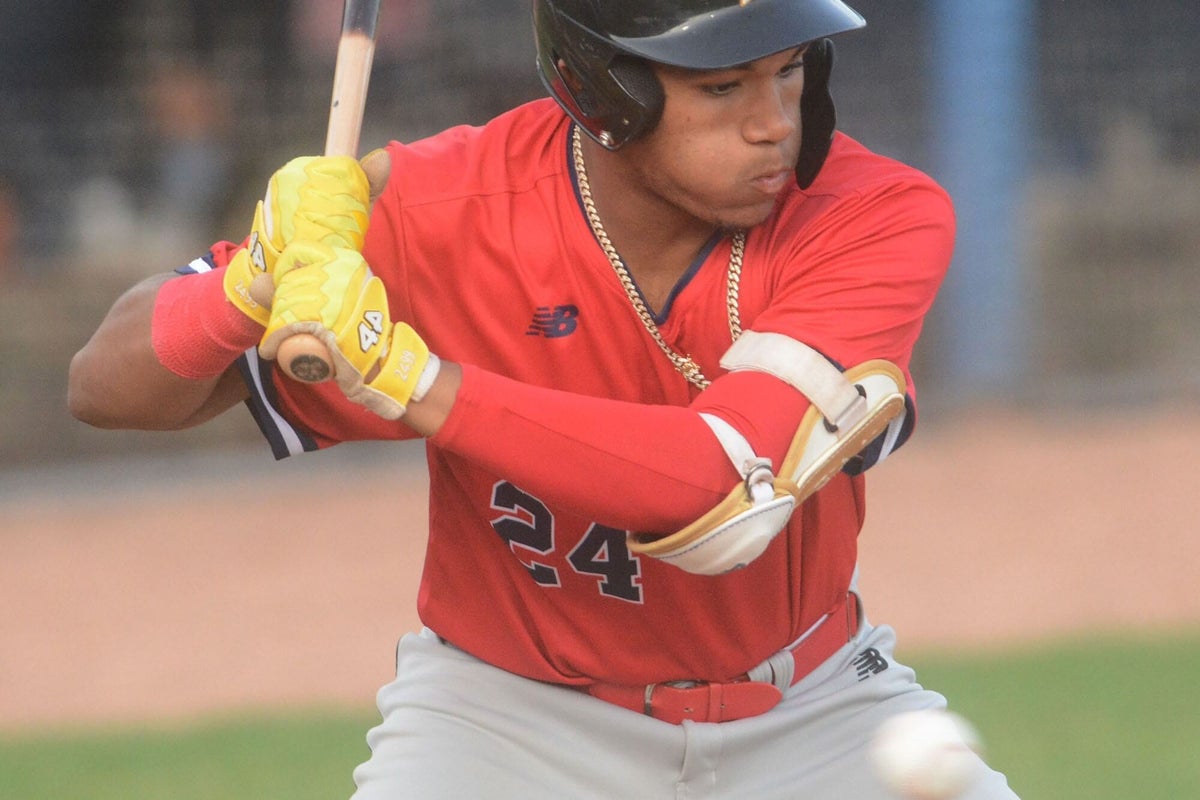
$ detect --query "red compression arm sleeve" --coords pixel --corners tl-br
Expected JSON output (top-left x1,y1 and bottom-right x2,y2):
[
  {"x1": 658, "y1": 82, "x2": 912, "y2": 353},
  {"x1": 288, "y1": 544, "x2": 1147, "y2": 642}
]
[
  {"x1": 432, "y1": 365, "x2": 810, "y2": 533},
  {"x1": 151, "y1": 266, "x2": 263, "y2": 379}
]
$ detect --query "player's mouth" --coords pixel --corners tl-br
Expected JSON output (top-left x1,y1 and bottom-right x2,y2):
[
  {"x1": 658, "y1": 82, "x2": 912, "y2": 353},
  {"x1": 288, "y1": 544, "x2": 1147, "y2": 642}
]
[{"x1": 750, "y1": 168, "x2": 793, "y2": 196}]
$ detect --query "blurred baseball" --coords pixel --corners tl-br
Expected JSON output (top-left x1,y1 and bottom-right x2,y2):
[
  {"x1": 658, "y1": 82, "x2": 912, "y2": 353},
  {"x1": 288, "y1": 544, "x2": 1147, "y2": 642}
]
[{"x1": 869, "y1": 709, "x2": 984, "y2": 799}]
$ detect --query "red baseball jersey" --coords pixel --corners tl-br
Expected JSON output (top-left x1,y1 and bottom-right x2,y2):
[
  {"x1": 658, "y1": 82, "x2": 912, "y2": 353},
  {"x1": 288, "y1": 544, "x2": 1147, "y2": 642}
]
[{"x1": 231, "y1": 97, "x2": 954, "y2": 688}]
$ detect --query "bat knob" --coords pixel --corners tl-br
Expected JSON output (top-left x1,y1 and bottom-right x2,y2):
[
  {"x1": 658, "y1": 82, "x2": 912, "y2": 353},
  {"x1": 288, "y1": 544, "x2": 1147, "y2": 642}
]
[{"x1": 277, "y1": 334, "x2": 334, "y2": 383}]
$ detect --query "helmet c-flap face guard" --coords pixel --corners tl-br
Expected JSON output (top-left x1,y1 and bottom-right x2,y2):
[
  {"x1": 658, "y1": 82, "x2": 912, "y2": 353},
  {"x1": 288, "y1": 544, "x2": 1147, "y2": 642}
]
[{"x1": 534, "y1": 0, "x2": 865, "y2": 186}]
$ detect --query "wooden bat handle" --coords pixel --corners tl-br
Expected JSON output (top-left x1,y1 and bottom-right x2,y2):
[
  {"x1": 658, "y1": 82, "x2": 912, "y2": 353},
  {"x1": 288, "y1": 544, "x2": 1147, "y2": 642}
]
[{"x1": 278, "y1": 1, "x2": 380, "y2": 384}]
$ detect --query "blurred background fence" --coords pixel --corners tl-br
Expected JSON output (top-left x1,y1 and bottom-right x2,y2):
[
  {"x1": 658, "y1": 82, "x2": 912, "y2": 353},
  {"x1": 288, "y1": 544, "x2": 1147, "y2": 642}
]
[{"x1": 1, "y1": 0, "x2": 1197, "y2": 468}]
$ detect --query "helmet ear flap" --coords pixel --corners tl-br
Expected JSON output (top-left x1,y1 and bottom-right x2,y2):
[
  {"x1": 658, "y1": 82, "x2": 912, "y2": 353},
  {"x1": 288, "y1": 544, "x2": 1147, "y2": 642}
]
[
  {"x1": 534, "y1": 5, "x2": 663, "y2": 150},
  {"x1": 795, "y1": 38, "x2": 837, "y2": 190},
  {"x1": 606, "y1": 57, "x2": 665, "y2": 146}
]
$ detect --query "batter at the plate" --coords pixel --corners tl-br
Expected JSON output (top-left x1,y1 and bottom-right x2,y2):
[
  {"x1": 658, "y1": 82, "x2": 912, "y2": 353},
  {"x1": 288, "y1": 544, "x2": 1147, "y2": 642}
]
[{"x1": 69, "y1": 1, "x2": 1021, "y2": 797}]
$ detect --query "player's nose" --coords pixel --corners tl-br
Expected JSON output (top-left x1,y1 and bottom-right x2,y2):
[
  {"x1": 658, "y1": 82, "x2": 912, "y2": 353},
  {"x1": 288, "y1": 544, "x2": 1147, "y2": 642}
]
[{"x1": 742, "y1": 84, "x2": 798, "y2": 145}]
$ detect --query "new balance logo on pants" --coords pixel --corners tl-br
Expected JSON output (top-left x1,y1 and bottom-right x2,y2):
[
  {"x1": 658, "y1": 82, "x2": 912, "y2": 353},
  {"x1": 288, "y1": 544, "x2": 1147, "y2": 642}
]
[{"x1": 853, "y1": 647, "x2": 889, "y2": 681}]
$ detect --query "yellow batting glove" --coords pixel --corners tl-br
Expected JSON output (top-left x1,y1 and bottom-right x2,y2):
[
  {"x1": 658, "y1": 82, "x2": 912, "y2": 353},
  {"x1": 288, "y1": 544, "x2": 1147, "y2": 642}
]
[
  {"x1": 258, "y1": 242, "x2": 441, "y2": 420},
  {"x1": 223, "y1": 156, "x2": 370, "y2": 326}
]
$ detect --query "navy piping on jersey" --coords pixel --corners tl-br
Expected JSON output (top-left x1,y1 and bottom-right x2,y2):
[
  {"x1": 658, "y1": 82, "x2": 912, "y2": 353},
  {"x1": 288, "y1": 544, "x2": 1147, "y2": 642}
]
[
  {"x1": 567, "y1": 123, "x2": 723, "y2": 325},
  {"x1": 177, "y1": 252, "x2": 318, "y2": 461},
  {"x1": 175, "y1": 254, "x2": 219, "y2": 277},
  {"x1": 236, "y1": 352, "x2": 319, "y2": 460}
]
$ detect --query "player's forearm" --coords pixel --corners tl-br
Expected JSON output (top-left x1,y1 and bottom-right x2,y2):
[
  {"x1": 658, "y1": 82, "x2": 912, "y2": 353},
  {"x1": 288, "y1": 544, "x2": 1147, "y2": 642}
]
[
  {"x1": 68, "y1": 274, "x2": 247, "y2": 430},
  {"x1": 430, "y1": 365, "x2": 809, "y2": 533}
]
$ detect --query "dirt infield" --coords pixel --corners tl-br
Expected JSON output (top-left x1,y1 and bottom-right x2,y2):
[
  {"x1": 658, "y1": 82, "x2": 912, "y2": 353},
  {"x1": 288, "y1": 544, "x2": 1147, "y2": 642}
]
[{"x1": 3, "y1": 407, "x2": 1199, "y2": 732}]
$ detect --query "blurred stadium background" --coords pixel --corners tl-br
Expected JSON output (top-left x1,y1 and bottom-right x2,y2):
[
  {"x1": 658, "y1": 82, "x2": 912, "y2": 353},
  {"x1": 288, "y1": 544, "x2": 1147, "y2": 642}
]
[{"x1": 2, "y1": 0, "x2": 1198, "y2": 467}]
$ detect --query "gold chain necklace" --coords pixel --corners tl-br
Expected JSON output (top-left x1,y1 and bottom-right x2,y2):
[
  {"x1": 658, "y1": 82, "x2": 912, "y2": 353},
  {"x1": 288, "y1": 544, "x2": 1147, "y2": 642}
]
[{"x1": 572, "y1": 126, "x2": 745, "y2": 390}]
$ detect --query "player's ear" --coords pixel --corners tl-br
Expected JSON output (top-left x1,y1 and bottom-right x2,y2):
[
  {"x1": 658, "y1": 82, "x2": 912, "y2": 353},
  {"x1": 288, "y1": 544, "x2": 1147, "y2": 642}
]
[{"x1": 361, "y1": 148, "x2": 392, "y2": 208}]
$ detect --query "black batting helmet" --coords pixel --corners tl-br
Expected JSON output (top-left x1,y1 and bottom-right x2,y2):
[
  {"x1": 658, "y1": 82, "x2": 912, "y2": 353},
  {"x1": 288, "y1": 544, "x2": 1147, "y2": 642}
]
[{"x1": 534, "y1": 0, "x2": 866, "y2": 188}]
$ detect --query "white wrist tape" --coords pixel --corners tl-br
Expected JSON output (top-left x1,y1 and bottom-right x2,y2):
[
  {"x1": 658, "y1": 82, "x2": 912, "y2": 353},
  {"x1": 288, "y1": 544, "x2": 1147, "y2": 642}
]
[{"x1": 411, "y1": 353, "x2": 442, "y2": 404}]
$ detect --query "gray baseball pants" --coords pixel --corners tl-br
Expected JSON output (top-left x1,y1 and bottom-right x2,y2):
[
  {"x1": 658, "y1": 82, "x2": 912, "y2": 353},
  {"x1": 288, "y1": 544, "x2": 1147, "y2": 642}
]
[{"x1": 350, "y1": 621, "x2": 1020, "y2": 799}]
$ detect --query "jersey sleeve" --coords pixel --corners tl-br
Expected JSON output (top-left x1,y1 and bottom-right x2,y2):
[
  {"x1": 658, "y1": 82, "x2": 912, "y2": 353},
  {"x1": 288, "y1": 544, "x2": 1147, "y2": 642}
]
[
  {"x1": 173, "y1": 240, "x2": 242, "y2": 276},
  {"x1": 754, "y1": 178, "x2": 955, "y2": 381}
]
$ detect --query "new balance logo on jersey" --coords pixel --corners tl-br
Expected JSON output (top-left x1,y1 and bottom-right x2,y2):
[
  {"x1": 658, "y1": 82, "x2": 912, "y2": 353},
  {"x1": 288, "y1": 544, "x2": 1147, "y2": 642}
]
[
  {"x1": 853, "y1": 647, "x2": 889, "y2": 681},
  {"x1": 526, "y1": 305, "x2": 579, "y2": 338}
]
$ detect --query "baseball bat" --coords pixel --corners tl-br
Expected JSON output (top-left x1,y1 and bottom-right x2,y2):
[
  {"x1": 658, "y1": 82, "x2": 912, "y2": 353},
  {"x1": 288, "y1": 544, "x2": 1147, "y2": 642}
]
[{"x1": 275, "y1": 0, "x2": 381, "y2": 384}]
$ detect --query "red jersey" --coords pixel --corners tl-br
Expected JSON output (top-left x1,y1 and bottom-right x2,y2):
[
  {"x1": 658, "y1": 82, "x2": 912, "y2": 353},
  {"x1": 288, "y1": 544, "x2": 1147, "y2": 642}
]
[{"x1": 234, "y1": 98, "x2": 954, "y2": 687}]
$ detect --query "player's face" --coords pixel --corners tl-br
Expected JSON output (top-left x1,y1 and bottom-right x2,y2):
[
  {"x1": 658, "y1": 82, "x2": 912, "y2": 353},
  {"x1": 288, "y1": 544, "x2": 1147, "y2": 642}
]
[{"x1": 625, "y1": 47, "x2": 806, "y2": 230}]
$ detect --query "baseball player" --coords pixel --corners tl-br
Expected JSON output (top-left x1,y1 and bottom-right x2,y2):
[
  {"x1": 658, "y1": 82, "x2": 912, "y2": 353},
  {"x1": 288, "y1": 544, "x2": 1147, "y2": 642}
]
[{"x1": 70, "y1": 1, "x2": 1020, "y2": 797}]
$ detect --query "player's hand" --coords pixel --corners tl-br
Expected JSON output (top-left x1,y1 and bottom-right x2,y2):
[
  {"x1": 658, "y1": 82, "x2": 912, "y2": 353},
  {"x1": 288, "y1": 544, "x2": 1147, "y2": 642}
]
[
  {"x1": 258, "y1": 241, "x2": 440, "y2": 420},
  {"x1": 223, "y1": 156, "x2": 370, "y2": 326},
  {"x1": 360, "y1": 148, "x2": 392, "y2": 206}
]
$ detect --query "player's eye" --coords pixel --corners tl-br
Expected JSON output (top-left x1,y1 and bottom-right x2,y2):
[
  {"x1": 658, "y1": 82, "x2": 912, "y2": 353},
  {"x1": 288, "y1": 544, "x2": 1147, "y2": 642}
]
[
  {"x1": 778, "y1": 57, "x2": 804, "y2": 78},
  {"x1": 703, "y1": 79, "x2": 740, "y2": 96}
]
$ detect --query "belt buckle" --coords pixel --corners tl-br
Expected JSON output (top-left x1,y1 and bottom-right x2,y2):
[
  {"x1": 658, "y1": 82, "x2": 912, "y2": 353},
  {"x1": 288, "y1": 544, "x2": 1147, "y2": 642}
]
[
  {"x1": 644, "y1": 680, "x2": 702, "y2": 718},
  {"x1": 643, "y1": 682, "x2": 657, "y2": 716}
]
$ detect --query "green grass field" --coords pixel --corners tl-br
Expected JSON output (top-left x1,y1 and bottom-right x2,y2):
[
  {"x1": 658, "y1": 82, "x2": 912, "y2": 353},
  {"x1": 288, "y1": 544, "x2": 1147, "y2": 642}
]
[
  {"x1": 908, "y1": 628, "x2": 1200, "y2": 799},
  {"x1": 2, "y1": 630, "x2": 1198, "y2": 799}
]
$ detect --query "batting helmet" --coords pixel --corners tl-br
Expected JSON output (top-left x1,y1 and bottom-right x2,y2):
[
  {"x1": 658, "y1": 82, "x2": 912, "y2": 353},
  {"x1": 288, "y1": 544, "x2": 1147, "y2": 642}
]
[{"x1": 534, "y1": 0, "x2": 866, "y2": 188}]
